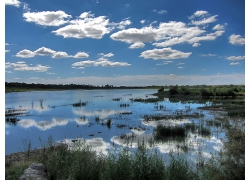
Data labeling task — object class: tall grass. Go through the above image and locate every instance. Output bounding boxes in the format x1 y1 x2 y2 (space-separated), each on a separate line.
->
154 124 186 140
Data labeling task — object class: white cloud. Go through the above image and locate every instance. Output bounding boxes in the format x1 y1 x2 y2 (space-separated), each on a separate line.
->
99 52 114 58
200 54 216 57
47 72 55 74
5 43 10 45
112 20 223 48
212 24 224 30
34 47 56 56
139 48 192 60
74 51 89 58
226 56 245 60
230 62 240 65
5 0 21 7
189 10 208 19
140 20 145 24
152 9 167 14
72 52 130 68
187 30 224 44
129 42 145 49
23 3 30 12
23 10 72 26
52 12 112 39
192 43 200 47
52 51 69 58
110 26 158 44
5 50 10 53
110 19 132 30
5 62 50 72
191 15 218 25
16 49 35 58
72 59 131 68
229 34 245 45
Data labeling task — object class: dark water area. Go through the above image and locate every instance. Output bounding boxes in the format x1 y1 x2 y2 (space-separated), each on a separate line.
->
5 89 225 166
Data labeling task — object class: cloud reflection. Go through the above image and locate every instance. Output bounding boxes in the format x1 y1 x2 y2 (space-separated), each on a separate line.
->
73 108 131 119
141 119 191 127
64 137 111 155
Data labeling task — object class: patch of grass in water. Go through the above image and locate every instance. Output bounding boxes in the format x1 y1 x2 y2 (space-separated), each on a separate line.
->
154 124 186 141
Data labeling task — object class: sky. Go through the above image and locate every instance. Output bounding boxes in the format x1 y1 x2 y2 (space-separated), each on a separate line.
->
4 0 246 86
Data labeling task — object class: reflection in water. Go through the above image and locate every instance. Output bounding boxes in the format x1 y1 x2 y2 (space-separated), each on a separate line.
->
18 118 69 131
73 108 131 119
5 89 226 163
75 118 89 125
64 138 111 155
111 125 223 165
111 133 153 148
141 119 191 127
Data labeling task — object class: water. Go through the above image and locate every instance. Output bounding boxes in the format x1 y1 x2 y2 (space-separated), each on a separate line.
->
5 89 225 165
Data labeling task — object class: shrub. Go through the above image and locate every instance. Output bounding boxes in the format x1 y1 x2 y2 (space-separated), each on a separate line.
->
169 88 178 95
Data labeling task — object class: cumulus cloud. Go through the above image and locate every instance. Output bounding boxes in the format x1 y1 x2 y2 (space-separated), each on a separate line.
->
15 47 90 59
52 12 112 39
34 47 56 56
72 59 131 68
72 52 130 68
98 52 114 58
139 48 192 60
191 15 218 25
110 26 158 44
212 24 224 30
52 51 69 58
23 10 72 26
189 10 208 19
5 62 50 72
110 19 132 30
230 62 240 66
73 51 89 58
192 43 200 47
229 34 245 45
226 56 245 60
111 15 223 48
5 0 21 7
129 42 145 49
189 10 218 26
16 49 35 58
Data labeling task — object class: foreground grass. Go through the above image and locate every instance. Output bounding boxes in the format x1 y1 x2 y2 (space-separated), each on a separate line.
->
6 124 244 180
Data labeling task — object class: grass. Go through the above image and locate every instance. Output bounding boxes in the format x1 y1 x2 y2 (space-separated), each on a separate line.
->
72 100 87 107
154 124 186 140
6 126 245 180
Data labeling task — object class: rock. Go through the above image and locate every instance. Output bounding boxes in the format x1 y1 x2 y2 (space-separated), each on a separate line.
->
20 163 48 180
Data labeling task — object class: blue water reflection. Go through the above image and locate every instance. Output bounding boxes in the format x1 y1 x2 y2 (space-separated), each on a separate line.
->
5 89 225 166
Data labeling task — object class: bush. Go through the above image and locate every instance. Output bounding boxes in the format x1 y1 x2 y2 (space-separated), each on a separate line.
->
158 86 164 93
169 88 178 95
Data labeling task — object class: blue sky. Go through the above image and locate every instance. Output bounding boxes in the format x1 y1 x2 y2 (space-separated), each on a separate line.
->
4 0 246 86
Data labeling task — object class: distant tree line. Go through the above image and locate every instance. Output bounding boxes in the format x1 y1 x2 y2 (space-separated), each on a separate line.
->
5 82 155 90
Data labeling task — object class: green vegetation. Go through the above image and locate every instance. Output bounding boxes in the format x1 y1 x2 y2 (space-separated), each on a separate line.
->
130 97 164 103
72 100 88 107
154 124 186 140
154 84 245 98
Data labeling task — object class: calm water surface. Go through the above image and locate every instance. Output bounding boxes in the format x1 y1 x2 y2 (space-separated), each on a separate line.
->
5 89 225 165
